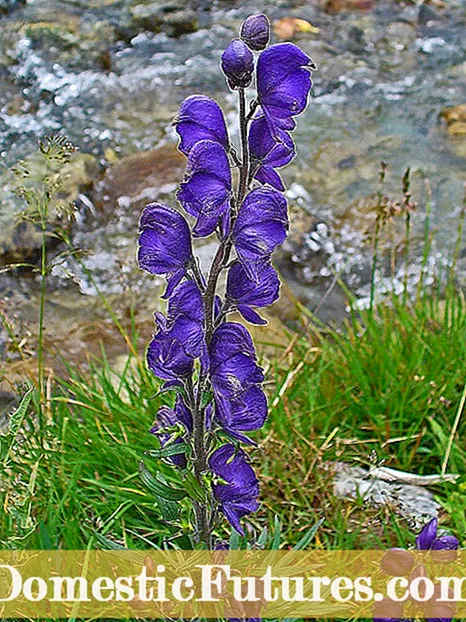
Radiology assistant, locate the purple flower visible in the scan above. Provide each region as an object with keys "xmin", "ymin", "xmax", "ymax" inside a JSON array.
[
  {"xmin": 210, "ymin": 444, "xmax": 259, "ymax": 535},
  {"xmin": 257, "ymin": 43, "xmax": 316, "ymax": 132},
  {"xmin": 215, "ymin": 386, "xmax": 268, "ymax": 444},
  {"xmin": 138, "ymin": 203, "xmax": 193, "ymax": 297},
  {"xmin": 249, "ymin": 115, "xmax": 295, "ymax": 191},
  {"xmin": 209, "ymin": 322, "xmax": 264, "ymax": 402},
  {"xmin": 221, "ymin": 39, "xmax": 254, "ymax": 89},
  {"xmin": 175, "ymin": 95, "xmax": 229, "ymax": 155},
  {"xmin": 416, "ymin": 518, "xmax": 459, "ymax": 551},
  {"xmin": 163, "ymin": 280, "xmax": 205, "ymax": 359},
  {"xmin": 178, "ymin": 139, "xmax": 232, "ymax": 237},
  {"xmin": 150, "ymin": 394, "xmax": 193, "ymax": 467},
  {"xmin": 232, "ymin": 188, "xmax": 288, "ymax": 281},
  {"xmin": 240, "ymin": 14, "xmax": 270, "ymax": 51},
  {"xmin": 147, "ymin": 328, "xmax": 194, "ymax": 382},
  {"xmin": 226, "ymin": 262, "xmax": 280, "ymax": 325}
]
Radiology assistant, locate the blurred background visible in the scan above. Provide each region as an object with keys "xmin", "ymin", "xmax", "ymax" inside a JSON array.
[{"xmin": 0, "ymin": 0, "xmax": 465, "ymax": 386}]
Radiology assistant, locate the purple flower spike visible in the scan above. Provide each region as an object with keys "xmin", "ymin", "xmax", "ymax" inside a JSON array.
[
  {"xmin": 150, "ymin": 395, "xmax": 193, "ymax": 467},
  {"xmin": 147, "ymin": 330, "xmax": 194, "ymax": 381},
  {"xmin": 175, "ymin": 95, "xmax": 229, "ymax": 155},
  {"xmin": 226, "ymin": 262, "xmax": 280, "ymax": 325},
  {"xmin": 178, "ymin": 139, "xmax": 232, "ymax": 237},
  {"xmin": 215, "ymin": 386, "xmax": 268, "ymax": 443},
  {"xmin": 209, "ymin": 322, "xmax": 264, "ymax": 401},
  {"xmin": 138, "ymin": 203, "xmax": 193, "ymax": 296},
  {"xmin": 249, "ymin": 115, "xmax": 295, "ymax": 191},
  {"xmin": 221, "ymin": 39, "xmax": 254, "ymax": 89},
  {"xmin": 233, "ymin": 188, "xmax": 288, "ymax": 281},
  {"xmin": 240, "ymin": 14, "xmax": 270, "ymax": 51},
  {"xmin": 257, "ymin": 43, "xmax": 316, "ymax": 132},
  {"xmin": 210, "ymin": 444, "xmax": 259, "ymax": 535}
]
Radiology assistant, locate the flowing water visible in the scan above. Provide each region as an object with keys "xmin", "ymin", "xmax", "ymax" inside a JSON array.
[{"xmin": 0, "ymin": 0, "xmax": 465, "ymax": 368}]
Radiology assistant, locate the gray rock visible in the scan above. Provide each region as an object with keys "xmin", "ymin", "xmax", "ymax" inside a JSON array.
[{"xmin": 127, "ymin": 2, "xmax": 198, "ymax": 38}]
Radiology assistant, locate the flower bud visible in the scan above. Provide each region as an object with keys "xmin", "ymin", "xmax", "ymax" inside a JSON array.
[
  {"xmin": 240, "ymin": 14, "xmax": 270, "ymax": 51},
  {"xmin": 221, "ymin": 39, "xmax": 254, "ymax": 89}
]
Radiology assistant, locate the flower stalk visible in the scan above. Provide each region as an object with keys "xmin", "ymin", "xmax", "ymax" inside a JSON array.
[{"xmin": 137, "ymin": 14, "xmax": 316, "ymax": 546}]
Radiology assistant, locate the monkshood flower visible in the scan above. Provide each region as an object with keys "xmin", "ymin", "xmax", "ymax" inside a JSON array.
[
  {"xmin": 150, "ymin": 394, "xmax": 193, "ymax": 468},
  {"xmin": 210, "ymin": 444, "xmax": 259, "ymax": 535},
  {"xmin": 162, "ymin": 280, "xmax": 205, "ymax": 359},
  {"xmin": 226, "ymin": 262, "xmax": 280, "ymax": 325},
  {"xmin": 138, "ymin": 203, "xmax": 193, "ymax": 297},
  {"xmin": 240, "ymin": 14, "xmax": 270, "ymax": 51},
  {"xmin": 209, "ymin": 322, "xmax": 264, "ymax": 402},
  {"xmin": 175, "ymin": 94, "xmax": 229, "ymax": 155},
  {"xmin": 416, "ymin": 517, "xmax": 459, "ymax": 552},
  {"xmin": 138, "ymin": 11, "xmax": 316, "ymax": 548},
  {"xmin": 215, "ymin": 386, "xmax": 268, "ymax": 444},
  {"xmin": 221, "ymin": 39, "xmax": 254, "ymax": 89},
  {"xmin": 177, "ymin": 139, "xmax": 232, "ymax": 237},
  {"xmin": 257, "ymin": 43, "xmax": 316, "ymax": 132},
  {"xmin": 147, "ymin": 321, "xmax": 194, "ymax": 382},
  {"xmin": 249, "ymin": 115, "xmax": 295, "ymax": 191},
  {"xmin": 233, "ymin": 187, "xmax": 288, "ymax": 281}
]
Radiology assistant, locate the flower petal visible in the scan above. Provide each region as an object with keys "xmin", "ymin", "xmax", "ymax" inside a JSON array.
[
  {"xmin": 233, "ymin": 188, "xmax": 288, "ymax": 281},
  {"xmin": 178, "ymin": 140, "xmax": 232, "ymax": 237},
  {"xmin": 138, "ymin": 203, "xmax": 192, "ymax": 275},
  {"xmin": 175, "ymin": 95, "xmax": 229, "ymax": 155},
  {"xmin": 226, "ymin": 262, "xmax": 280, "ymax": 309},
  {"xmin": 416, "ymin": 518, "xmax": 438, "ymax": 550}
]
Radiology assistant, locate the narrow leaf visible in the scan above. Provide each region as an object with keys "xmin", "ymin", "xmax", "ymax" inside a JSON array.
[
  {"xmin": 139, "ymin": 462, "xmax": 187, "ymax": 501},
  {"xmin": 292, "ymin": 518, "xmax": 324, "ymax": 550},
  {"xmin": 145, "ymin": 442, "xmax": 190, "ymax": 460}
]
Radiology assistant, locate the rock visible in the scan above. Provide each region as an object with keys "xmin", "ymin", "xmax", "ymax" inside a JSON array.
[
  {"xmin": 126, "ymin": 2, "xmax": 198, "ymax": 38},
  {"xmin": 0, "ymin": 0, "xmax": 25, "ymax": 15},
  {"xmin": 324, "ymin": 0, "xmax": 373, "ymax": 15},
  {"xmin": 418, "ymin": 3, "xmax": 439, "ymax": 25},
  {"xmin": 440, "ymin": 104, "xmax": 466, "ymax": 158},
  {"xmin": 385, "ymin": 22, "xmax": 416, "ymax": 51},
  {"xmin": 92, "ymin": 144, "xmax": 186, "ymax": 214},
  {"xmin": 273, "ymin": 18, "xmax": 320, "ymax": 41}
]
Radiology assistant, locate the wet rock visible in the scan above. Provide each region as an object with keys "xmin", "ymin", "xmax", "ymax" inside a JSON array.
[
  {"xmin": 418, "ymin": 3, "xmax": 439, "ymax": 25},
  {"xmin": 0, "ymin": 0, "xmax": 25, "ymax": 15},
  {"xmin": 93, "ymin": 144, "xmax": 185, "ymax": 214},
  {"xmin": 440, "ymin": 104, "xmax": 466, "ymax": 158},
  {"xmin": 126, "ymin": 2, "xmax": 198, "ymax": 38}
]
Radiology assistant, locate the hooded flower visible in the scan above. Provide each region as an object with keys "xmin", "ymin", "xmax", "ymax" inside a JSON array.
[
  {"xmin": 240, "ymin": 14, "xmax": 270, "ymax": 51},
  {"xmin": 210, "ymin": 444, "xmax": 259, "ymax": 535},
  {"xmin": 232, "ymin": 187, "xmax": 288, "ymax": 281},
  {"xmin": 226, "ymin": 261, "xmax": 280, "ymax": 325},
  {"xmin": 150, "ymin": 394, "xmax": 193, "ymax": 467},
  {"xmin": 249, "ymin": 115, "xmax": 295, "ymax": 191},
  {"xmin": 147, "ymin": 327, "xmax": 194, "ymax": 382},
  {"xmin": 257, "ymin": 43, "xmax": 316, "ymax": 132},
  {"xmin": 162, "ymin": 280, "xmax": 205, "ymax": 359},
  {"xmin": 138, "ymin": 203, "xmax": 193, "ymax": 297},
  {"xmin": 178, "ymin": 139, "xmax": 232, "ymax": 237},
  {"xmin": 175, "ymin": 95, "xmax": 229, "ymax": 155},
  {"xmin": 221, "ymin": 39, "xmax": 254, "ymax": 89},
  {"xmin": 215, "ymin": 386, "xmax": 268, "ymax": 444},
  {"xmin": 209, "ymin": 322, "xmax": 264, "ymax": 402},
  {"xmin": 416, "ymin": 518, "xmax": 459, "ymax": 552}
]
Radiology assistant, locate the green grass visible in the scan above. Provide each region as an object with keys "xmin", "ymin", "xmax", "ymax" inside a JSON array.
[{"xmin": 1, "ymin": 287, "xmax": 465, "ymax": 552}]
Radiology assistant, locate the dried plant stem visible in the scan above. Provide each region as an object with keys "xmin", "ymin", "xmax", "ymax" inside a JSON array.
[
  {"xmin": 36, "ymin": 198, "xmax": 48, "ymax": 435},
  {"xmin": 441, "ymin": 382, "xmax": 466, "ymax": 477}
]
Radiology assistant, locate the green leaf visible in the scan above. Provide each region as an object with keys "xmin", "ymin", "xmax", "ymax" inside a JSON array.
[
  {"xmin": 292, "ymin": 518, "xmax": 324, "ymax": 550},
  {"xmin": 145, "ymin": 442, "xmax": 190, "ymax": 460},
  {"xmin": 93, "ymin": 532, "xmax": 126, "ymax": 550},
  {"xmin": 181, "ymin": 470, "xmax": 206, "ymax": 503},
  {"xmin": 156, "ymin": 496, "xmax": 180, "ymax": 523},
  {"xmin": 8, "ymin": 387, "xmax": 33, "ymax": 437},
  {"xmin": 229, "ymin": 527, "xmax": 240, "ymax": 550},
  {"xmin": 139, "ymin": 462, "xmax": 187, "ymax": 501},
  {"xmin": 257, "ymin": 526, "xmax": 268, "ymax": 548},
  {"xmin": 271, "ymin": 514, "xmax": 281, "ymax": 550}
]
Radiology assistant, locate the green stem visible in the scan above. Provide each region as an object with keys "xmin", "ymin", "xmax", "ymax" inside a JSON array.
[{"xmin": 37, "ymin": 207, "xmax": 47, "ymax": 433}]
